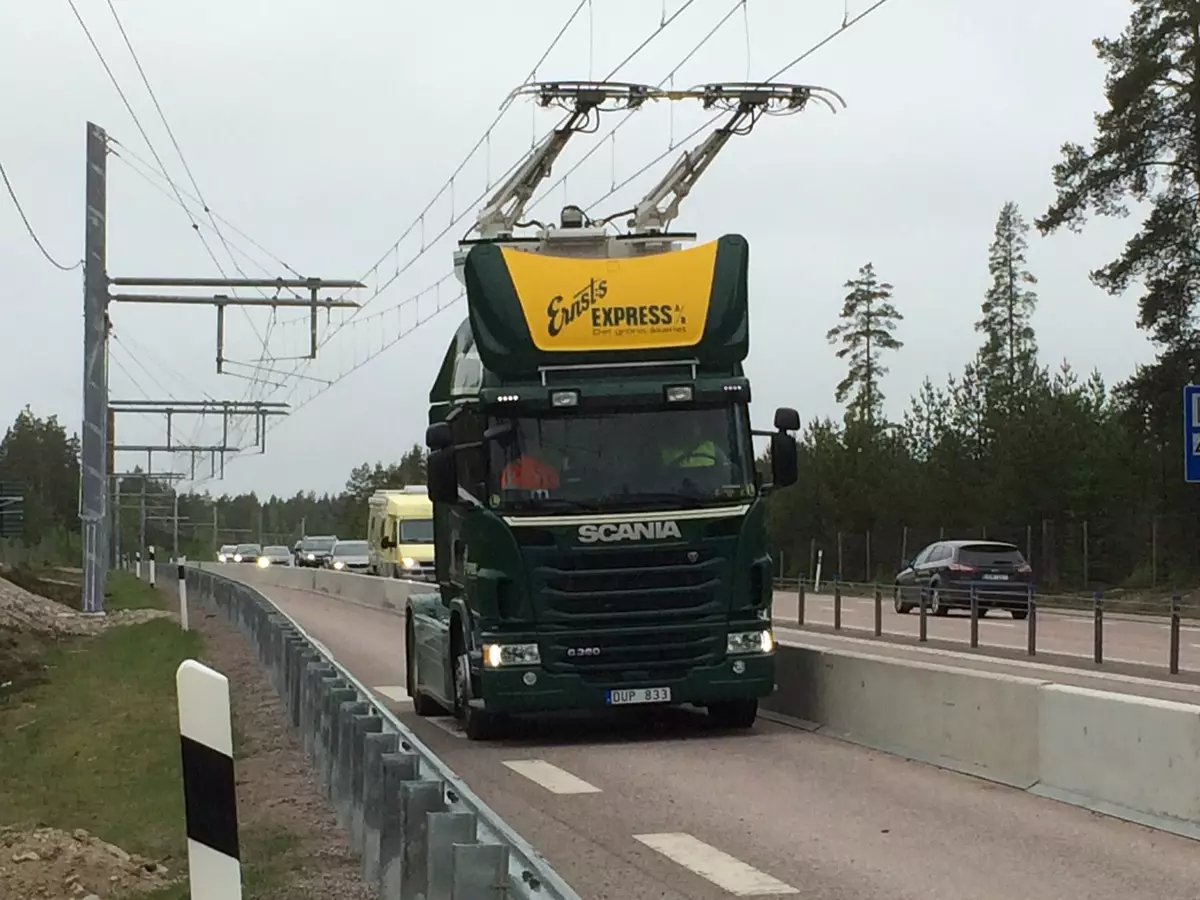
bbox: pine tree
[826,262,903,428]
[977,201,1039,395]
[1036,0,1200,353]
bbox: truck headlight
[727,629,774,654]
[482,643,541,668]
[257,557,271,568]
[401,557,417,569]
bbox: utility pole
[173,490,180,558]
[212,503,218,556]
[139,479,147,566]
[81,122,109,614]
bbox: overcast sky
[2,0,1147,500]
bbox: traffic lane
[778,627,1200,705]
[403,703,1200,900]
[244,580,695,900]
[772,589,1200,672]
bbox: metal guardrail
[187,565,580,900]
[772,577,1198,676]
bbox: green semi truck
[402,80,832,739]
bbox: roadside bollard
[1026,585,1037,656]
[873,583,882,636]
[969,584,979,648]
[797,578,805,626]
[1169,592,1182,675]
[1093,590,1103,664]
[178,563,189,631]
[918,589,928,642]
[149,545,156,587]
[833,580,842,630]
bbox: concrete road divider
[1034,685,1200,839]
[199,562,435,615]
[185,566,580,899]
[769,640,1200,841]
[765,643,1043,788]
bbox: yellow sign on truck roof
[499,239,719,353]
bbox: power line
[0,159,82,271]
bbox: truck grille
[526,544,727,682]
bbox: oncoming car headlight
[727,629,775,655]
[233,554,243,563]
[332,560,345,570]
[257,557,271,568]
[482,643,541,668]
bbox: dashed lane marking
[372,685,412,704]
[502,759,601,794]
[633,833,799,896]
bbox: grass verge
[0,577,311,898]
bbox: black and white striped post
[149,545,157,587]
[176,660,242,900]
[177,561,189,631]
[136,550,142,579]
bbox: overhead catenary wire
[0,159,82,271]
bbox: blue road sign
[1185,384,1200,483]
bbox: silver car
[327,539,370,573]
[256,545,293,568]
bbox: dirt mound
[0,577,169,636]
[0,827,173,899]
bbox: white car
[216,544,238,563]
[327,539,370,573]
[256,545,294,568]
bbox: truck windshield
[399,519,434,543]
[487,406,754,511]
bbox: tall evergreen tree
[826,262,904,428]
[977,201,1039,395]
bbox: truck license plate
[607,687,672,706]
[982,573,1009,581]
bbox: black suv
[893,540,1032,619]
[294,535,337,568]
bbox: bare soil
[0,826,171,900]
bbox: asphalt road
[242,580,1200,900]
[771,588,1200,675]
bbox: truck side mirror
[426,421,453,450]
[427,448,458,503]
[773,406,800,432]
[770,431,798,488]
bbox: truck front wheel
[707,698,758,729]
[452,630,502,741]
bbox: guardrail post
[451,843,509,898]
[833,580,842,630]
[426,811,477,899]
[1169,592,1181,675]
[797,578,805,626]
[350,713,385,853]
[397,780,446,899]
[873,583,882,636]
[334,700,370,828]
[303,663,334,761]
[1026,584,1037,656]
[918,588,928,642]
[378,752,421,897]
[969,584,979,648]
[323,686,356,798]
[1093,590,1103,664]
[362,732,401,883]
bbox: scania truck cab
[402,79,834,739]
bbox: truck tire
[406,619,442,717]
[707,698,758,729]
[452,629,502,741]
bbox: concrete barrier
[765,643,1044,788]
[199,562,436,615]
[1034,684,1200,839]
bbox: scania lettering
[577,520,682,543]
[402,79,836,739]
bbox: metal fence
[772,577,1199,678]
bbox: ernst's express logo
[545,278,684,340]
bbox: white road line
[502,760,601,794]
[634,833,798,896]
[372,685,412,704]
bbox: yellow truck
[366,486,435,580]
